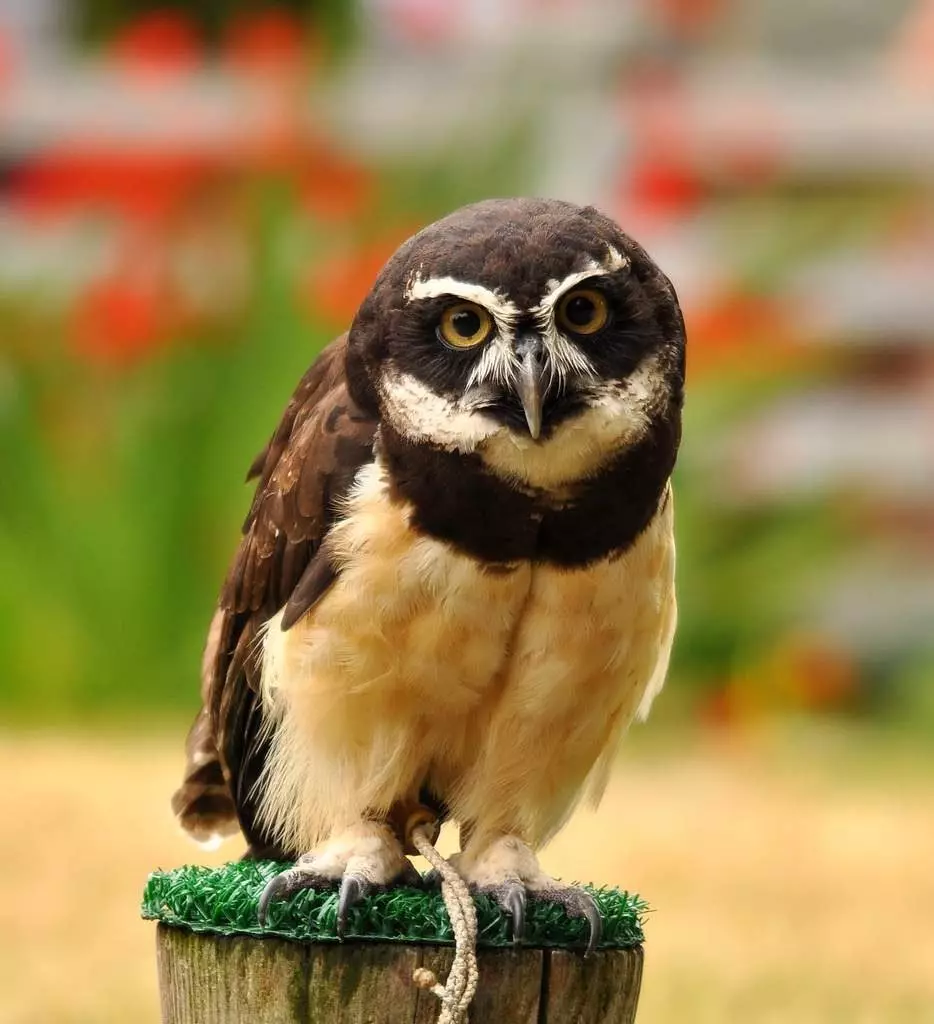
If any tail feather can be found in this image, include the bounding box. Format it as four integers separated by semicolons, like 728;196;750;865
171;706;240;847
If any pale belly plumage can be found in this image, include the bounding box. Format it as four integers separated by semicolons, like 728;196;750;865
257;460;676;855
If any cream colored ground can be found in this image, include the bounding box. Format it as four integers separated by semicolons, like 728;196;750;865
1;723;932;1024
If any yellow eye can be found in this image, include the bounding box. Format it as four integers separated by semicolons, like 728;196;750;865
556;289;609;335
438;302;494;349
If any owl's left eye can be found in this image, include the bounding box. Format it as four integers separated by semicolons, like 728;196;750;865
556;289;609;336
437;302;494;349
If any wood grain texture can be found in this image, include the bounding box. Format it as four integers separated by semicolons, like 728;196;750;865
306;944;421;1023
155;926;643;1023
157;926;309;1024
544;947;643;1024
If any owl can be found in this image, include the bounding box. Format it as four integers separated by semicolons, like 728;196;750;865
173;198;684;951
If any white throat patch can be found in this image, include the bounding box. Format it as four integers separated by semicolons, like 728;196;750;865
379;370;501;453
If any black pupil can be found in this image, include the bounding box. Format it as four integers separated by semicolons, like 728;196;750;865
451;309;482;338
565;295;596;327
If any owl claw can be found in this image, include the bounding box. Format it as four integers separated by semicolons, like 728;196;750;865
531;885;603;956
505;883;527;943
460;835;602;954
257;864;407;935
336;874;370;937
473;879;528;943
257;823;420;932
257;867;332;927
471;879;602;954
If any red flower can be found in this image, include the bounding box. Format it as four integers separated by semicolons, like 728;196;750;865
224;11;311;72
12;145;213;222
300;150;375;223
110;11;201;76
685;291;804;380
654;0;727;37
626;157;704;216
71;273;172;368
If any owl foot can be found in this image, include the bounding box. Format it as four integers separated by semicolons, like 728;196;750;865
457;834;602;955
257;821;420;935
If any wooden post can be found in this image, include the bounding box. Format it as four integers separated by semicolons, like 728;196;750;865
156;926;643;1023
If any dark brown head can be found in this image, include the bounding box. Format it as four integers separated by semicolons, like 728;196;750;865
347;197;685;490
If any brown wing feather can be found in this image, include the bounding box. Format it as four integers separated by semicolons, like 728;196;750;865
172;334;377;853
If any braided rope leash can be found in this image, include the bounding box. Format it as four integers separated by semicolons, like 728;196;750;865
409;823;479;1024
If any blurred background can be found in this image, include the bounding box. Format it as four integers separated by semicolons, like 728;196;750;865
1;0;932;1021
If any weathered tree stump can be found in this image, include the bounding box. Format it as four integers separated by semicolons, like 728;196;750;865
144;862;646;1023
156;927;643;1023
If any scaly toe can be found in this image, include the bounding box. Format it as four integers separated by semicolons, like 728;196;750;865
473;879;527;944
530;884;603;956
257;866;333;927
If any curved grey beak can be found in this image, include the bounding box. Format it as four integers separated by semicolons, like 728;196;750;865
514;332;546;439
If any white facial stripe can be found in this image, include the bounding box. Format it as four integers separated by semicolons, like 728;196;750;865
466;334;517;390
405;275;519;324
379;350;667;489
540;323;596;392
379;370;501;452
537;265;604;315
535;249;630;318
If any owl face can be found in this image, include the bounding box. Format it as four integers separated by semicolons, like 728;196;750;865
347;198;685;488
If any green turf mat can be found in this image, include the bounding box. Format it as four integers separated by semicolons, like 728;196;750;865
142;861;646;949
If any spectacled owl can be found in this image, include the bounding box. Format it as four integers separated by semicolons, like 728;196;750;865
172;197;685;951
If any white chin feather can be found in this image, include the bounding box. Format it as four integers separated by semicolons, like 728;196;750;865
379;370;500;452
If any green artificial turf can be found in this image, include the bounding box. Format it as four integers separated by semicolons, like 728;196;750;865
142;861;646;949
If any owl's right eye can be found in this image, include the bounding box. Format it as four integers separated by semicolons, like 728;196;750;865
437;302;494;349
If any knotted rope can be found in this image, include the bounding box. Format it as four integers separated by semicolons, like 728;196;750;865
409;823;479;1024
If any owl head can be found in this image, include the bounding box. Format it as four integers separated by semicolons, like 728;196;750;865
347;198;685;490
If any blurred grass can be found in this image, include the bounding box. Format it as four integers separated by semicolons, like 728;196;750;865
1;721;932;1024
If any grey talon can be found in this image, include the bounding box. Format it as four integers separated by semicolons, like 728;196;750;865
581;893;602;956
336;874;368;938
506;885;527;944
471;880;529;943
258;869;299;926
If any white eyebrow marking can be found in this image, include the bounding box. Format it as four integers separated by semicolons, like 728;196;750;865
405;275;520;322
535;247;630;316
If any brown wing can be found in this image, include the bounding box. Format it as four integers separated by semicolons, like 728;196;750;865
172;334;376;854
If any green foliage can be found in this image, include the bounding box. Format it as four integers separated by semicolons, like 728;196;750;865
142;861;647;948
0;193;329;719
669;371;852;697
